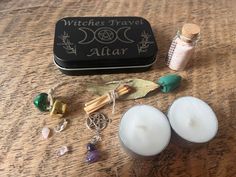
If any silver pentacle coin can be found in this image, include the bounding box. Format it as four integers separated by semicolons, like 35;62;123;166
86;112;110;131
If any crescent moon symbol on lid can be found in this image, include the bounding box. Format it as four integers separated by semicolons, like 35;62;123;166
117;27;134;43
78;27;95;44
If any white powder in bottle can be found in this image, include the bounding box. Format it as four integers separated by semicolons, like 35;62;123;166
166;23;200;71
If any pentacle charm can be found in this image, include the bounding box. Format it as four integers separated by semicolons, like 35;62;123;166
85;112;110;164
86;112;110;131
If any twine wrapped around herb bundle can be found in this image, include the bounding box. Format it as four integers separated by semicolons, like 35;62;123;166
84;85;132;115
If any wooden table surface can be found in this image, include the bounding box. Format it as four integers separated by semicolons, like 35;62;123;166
0;0;236;176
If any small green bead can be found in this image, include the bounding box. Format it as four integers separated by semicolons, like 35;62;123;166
33;93;50;112
157;74;182;93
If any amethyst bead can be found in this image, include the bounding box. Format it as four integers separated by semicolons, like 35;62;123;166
86;150;99;163
87;143;96;151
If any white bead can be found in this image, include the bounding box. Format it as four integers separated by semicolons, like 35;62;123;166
56;146;69;157
42;127;51;139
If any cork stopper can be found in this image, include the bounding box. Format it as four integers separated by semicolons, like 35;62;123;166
181;23;200;40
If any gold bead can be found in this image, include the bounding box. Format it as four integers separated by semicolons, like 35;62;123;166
50;100;67;118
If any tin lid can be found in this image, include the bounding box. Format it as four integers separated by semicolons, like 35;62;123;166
53;17;158;70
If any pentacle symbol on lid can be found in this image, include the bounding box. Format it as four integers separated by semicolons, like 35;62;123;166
95;27;116;43
86;113;110;131
78;27;134;44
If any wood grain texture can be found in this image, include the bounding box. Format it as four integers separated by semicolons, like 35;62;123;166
0;0;236;176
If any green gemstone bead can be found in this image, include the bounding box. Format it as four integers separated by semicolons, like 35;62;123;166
157;74;182;93
33;93;50;112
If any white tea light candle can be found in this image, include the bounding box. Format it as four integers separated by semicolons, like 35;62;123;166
168;96;218;143
119;105;171;157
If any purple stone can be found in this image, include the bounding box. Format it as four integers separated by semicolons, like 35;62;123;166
86;150;99;163
87;143;96;151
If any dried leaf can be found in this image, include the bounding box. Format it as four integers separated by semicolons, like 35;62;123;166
87;79;159;100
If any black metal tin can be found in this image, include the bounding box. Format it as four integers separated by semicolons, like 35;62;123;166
53;17;158;75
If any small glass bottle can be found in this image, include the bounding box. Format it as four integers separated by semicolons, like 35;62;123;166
166;23;200;71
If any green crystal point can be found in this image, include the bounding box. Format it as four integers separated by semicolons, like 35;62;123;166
157;74;182;93
33;93;49;112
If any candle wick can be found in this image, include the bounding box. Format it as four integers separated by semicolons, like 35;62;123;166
187;118;195;127
137;125;147;131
